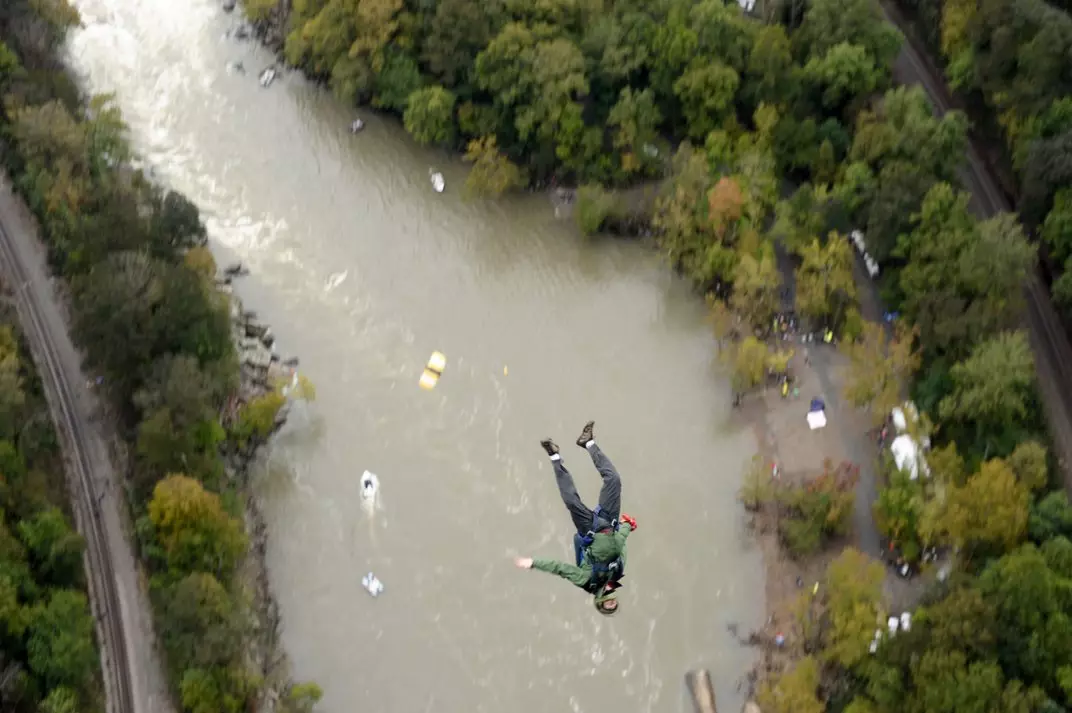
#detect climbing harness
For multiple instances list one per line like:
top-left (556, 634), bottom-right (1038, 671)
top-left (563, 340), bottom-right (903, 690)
top-left (572, 505), bottom-right (625, 592)
top-left (580, 505), bottom-right (618, 546)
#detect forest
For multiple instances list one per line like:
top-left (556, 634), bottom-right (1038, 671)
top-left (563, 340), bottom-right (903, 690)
top-left (891, 0), bottom-right (1072, 326)
top-left (238, 0), bottom-right (1072, 709)
top-left (0, 2), bottom-right (319, 713)
top-left (0, 310), bottom-right (98, 712)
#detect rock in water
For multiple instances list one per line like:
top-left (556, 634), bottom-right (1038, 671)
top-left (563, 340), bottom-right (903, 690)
top-left (222, 0), bottom-right (237, 12)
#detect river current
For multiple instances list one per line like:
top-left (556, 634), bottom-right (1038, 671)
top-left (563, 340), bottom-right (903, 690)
top-left (64, 2), bottom-right (764, 710)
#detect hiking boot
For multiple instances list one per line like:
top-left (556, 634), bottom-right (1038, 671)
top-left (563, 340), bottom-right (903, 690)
top-left (576, 420), bottom-right (595, 448)
top-left (540, 439), bottom-right (560, 457)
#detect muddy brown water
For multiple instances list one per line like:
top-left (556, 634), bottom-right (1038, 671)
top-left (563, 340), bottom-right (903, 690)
top-left (65, 1), bottom-right (764, 710)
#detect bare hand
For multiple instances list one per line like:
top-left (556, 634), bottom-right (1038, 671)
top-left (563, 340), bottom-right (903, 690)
top-left (514, 557), bottom-right (533, 569)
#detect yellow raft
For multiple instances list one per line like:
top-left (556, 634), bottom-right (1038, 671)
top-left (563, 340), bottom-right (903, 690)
top-left (419, 351), bottom-right (446, 390)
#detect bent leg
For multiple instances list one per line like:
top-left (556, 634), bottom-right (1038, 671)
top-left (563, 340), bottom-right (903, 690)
top-left (587, 444), bottom-right (622, 521)
top-left (553, 459), bottom-right (595, 535)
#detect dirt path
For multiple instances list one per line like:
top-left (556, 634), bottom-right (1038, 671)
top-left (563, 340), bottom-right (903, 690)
top-left (0, 176), bottom-right (174, 713)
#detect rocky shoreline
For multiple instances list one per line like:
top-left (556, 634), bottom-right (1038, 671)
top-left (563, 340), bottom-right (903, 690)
top-left (215, 263), bottom-right (308, 713)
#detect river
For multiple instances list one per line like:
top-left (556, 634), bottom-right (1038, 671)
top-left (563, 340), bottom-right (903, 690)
top-left (64, 1), bottom-right (764, 711)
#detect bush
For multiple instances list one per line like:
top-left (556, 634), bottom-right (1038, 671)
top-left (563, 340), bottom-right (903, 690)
top-left (778, 460), bottom-right (858, 558)
top-left (575, 184), bottom-right (617, 236)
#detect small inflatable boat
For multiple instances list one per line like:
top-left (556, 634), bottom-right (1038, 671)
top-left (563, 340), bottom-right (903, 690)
top-left (430, 170), bottom-right (445, 193)
top-left (350, 118), bottom-right (365, 133)
top-left (259, 67), bottom-right (277, 88)
top-left (360, 470), bottom-right (379, 501)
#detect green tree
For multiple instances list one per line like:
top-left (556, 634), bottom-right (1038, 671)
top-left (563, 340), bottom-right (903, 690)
top-left (403, 86), bottom-right (456, 146)
top-left (1006, 440), bottom-right (1049, 493)
top-left (147, 474), bottom-right (247, 580)
top-left (134, 354), bottom-right (227, 490)
top-left (803, 42), bottom-right (881, 113)
top-left (822, 548), bottom-right (885, 669)
top-left (462, 135), bottom-right (523, 198)
top-left (0, 326), bottom-right (26, 440)
top-left (939, 331), bottom-right (1036, 450)
top-left (26, 589), bottom-right (97, 692)
top-left (16, 508), bottom-right (84, 589)
top-left (939, 459), bottom-right (1030, 554)
top-left (794, 233), bottom-right (857, 330)
top-left (842, 321), bottom-right (920, 427)
top-left (739, 454), bottom-right (774, 511)
top-left (607, 87), bottom-right (662, 176)
top-left (673, 60), bottom-right (739, 140)
top-left (730, 336), bottom-right (769, 393)
top-left (160, 573), bottom-right (245, 673)
top-left (899, 184), bottom-right (1034, 358)
top-left (977, 543), bottom-right (1072, 697)
top-left (574, 184), bottom-right (616, 235)
top-left (730, 249), bottom-right (782, 333)
top-left (744, 25), bottom-right (794, 107)
top-left (1029, 491), bottom-right (1072, 543)
top-left (39, 687), bottom-right (79, 713)
top-left (757, 656), bottom-right (825, 713)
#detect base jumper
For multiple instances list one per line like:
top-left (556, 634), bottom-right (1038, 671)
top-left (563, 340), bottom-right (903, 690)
top-left (515, 421), bottom-right (637, 616)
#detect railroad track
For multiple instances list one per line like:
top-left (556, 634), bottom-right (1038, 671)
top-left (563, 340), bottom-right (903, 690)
top-left (0, 220), bottom-right (134, 713)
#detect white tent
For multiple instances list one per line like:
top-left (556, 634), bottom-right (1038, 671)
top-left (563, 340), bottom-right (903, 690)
top-left (891, 434), bottom-right (930, 480)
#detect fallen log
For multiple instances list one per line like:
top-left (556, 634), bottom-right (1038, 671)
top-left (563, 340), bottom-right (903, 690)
top-left (685, 669), bottom-right (717, 713)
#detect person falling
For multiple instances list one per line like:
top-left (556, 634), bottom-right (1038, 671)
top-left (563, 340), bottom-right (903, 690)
top-left (514, 421), bottom-right (638, 616)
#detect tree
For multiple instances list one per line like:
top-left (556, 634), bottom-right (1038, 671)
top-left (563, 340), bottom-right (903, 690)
top-left (730, 336), bottom-right (769, 393)
top-left (842, 321), bottom-right (920, 427)
top-left (899, 184), bottom-right (1034, 358)
top-left (607, 87), bottom-right (662, 175)
top-left (794, 232), bottom-right (857, 330)
top-left (673, 60), bottom-right (739, 140)
top-left (874, 471), bottom-right (926, 555)
top-left (16, 508), bottom-right (84, 589)
top-left (463, 135), bottom-right (523, 198)
top-left (794, 0), bottom-right (903, 69)
top-left (575, 184), bottom-right (616, 235)
top-left (134, 355), bottom-right (228, 490)
top-left (939, 331), bottom-right (1036, 449)
top-left (1029, 491), bottom-right (1072, 543)
top-left (26, 589), bottom-right (97, 692)
top-left (730, 250), bottom-right (781, 333)
top-left (707, 177), bottom-right (746, 241)
top-left (160, 572), bottom-right (245, 672)
top-left (739, 454), bottom-right (774, 511)
top-left (822, 548), bottom-right (885, 669)
top-left (421, 0), bottom-right (500, 87)
top-left (403, 86), bottom-right (456, 146)
top-left (803, 42), bottom-right (881, 113)
top-left (977, 543), bottom-right (1072, 696)
top-left (772, 184), bottom-right (831, 254)
top-left (0, 326), bottom-right (26, 440)
top-left (147, 474), bottom-right (247, 580)
top-left (1006, 441), bottom-right (1049, 493)
top-left (940, 459), bottom-right (1030, 553)
top-left (744, 25), bottom-right (794, 107)
top-left (757, 656), bottom-right (825, 713)
top-left (39, 687), bottom-right (79, 713)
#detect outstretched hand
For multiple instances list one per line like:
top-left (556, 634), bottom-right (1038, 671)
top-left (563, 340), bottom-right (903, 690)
top-left (621, 513), bottom-right (638, 531)
top-left (514, 557), bottom-right (534, 569)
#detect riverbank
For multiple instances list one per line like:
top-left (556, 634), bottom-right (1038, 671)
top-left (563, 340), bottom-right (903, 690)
top-left (0, 3), bottom-right (321, 706)
top-left (730, 328), bottom-right (942, 706)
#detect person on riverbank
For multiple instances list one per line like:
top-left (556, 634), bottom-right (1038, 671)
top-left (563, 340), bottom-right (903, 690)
top-left (515, 421), bottom-right (637, 616)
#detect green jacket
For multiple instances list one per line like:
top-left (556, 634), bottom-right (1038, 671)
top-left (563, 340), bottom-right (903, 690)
top-left (531, 522), bottom-right (633, 589)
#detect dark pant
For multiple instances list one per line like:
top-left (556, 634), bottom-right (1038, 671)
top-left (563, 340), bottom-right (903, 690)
top-left (553, 444), bottom-right (622, 537)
